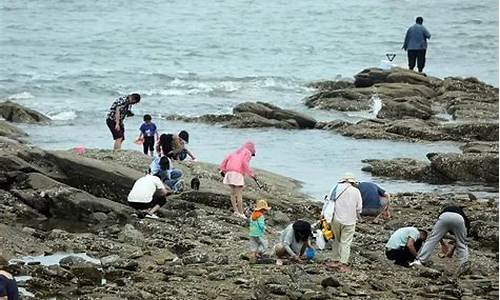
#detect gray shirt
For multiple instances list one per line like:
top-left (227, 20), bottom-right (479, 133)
top-left (403, 24), bottom-right (431, 50)
top-left (280, 224), bottom-right (306, 257)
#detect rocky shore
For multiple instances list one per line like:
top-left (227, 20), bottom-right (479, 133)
top-left (0, 71), bottom-right (498, 300)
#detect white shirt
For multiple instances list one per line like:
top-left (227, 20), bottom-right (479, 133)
top-left (332, 182), bottom-right (362, 225)
top-left (127, 175), bottom-right (165, 203)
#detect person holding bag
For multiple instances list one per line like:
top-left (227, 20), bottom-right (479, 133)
top-left (324, 173), bottom-right (362, 273)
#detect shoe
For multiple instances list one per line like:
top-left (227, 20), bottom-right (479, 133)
top-left (145, 213), bottom-right (160, 220)
top-left (409, 260), bottom-right (423, 267)
top-left (239, 213), bottom-right (248, 220)
top-left (456, 261), bottom-right (471, 277)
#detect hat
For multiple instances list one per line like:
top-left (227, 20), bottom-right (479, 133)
top-left (179, 130), bottom-right (189, 144)
top-left (339, 172), bottom-right (357, 184)
top-left (255, 199), bottom-right (271, 211)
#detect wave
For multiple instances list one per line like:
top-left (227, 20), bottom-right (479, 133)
top-left (137, 75), bottom-right (308, 98)
top-left (48, 111), bottom-right (77, 121)
top-left (7, 92), bottom-right (34, 100)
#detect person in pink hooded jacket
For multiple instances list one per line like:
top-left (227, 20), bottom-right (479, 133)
top-left (219, 141), bottom-right (257, 219)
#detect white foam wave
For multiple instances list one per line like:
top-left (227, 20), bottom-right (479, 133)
top-left (7, 91), bottom-right (34, 100)
top-left (49, 111), bottom-right (77, 121)
top-left (370, 95), bottom-right (382, 117)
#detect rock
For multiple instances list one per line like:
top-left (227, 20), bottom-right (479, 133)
top-left (304, 89), bottom-right (371, 111)
top-left (427, 152), bottom-right (499, 183)
top-left (181, 253), bottom-right (209, 265)
top-left (267, 284), bottom-right (288, 295)
top-left (0, 120), bottom-right (28, 139)
top-left (233, 102), bottom-right (317, 129)
top-left (21, 227), bottom-right (36, 235)
top-left (91, 212), bottom-right (108, 222)
top-left (270, 211), bottom-right (291, 225)
top-left (354, 68), bottom-right (391, 88)
top-left (59, 256), bottom-right (88, 269)
top-left (226, 112), bottom-right (296, 129)
top-left (321, 276), bottom-right (341, 288)
top-left (419, 267), bottom-right (442, 279)
top-left (70, 265), bottom-right (103, 286)
top-left (118, 224), bottom-right (145, 247)
top-left (100, 255), bottom-right (120, 267)
top-left (307, 80), bottom-right (354, 91)
top-left (460, 142), bottom-right (499, 154)
top-left (0, 101), bottom-right (51, 123)
top-left (153, 249), bottom-right (177, 265)
top-left (377, 97), bottom-right (433, 120)
top-left (470, 220), bottom-right (499, 250)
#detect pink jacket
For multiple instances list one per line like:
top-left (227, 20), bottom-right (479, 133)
top-left (219, 142), bottom-right (256, 177)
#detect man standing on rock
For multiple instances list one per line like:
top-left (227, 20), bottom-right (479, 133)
top-left (326, 173), bottom-right (362, 273)
top-left (411, 205), bottom-right (471, 276)
top-left (403, 16), bottom-right (431, 73)
top-left (106, 93), bottom-right (141, 151)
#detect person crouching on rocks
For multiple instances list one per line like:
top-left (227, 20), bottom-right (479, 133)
top-left (127, 173), bottom-right (172, 219)
top-left (385, 227), bottom-right (427, 267)
top-left (275, 220), bottom-right (312, 266)
top-left (249, 199), bottom-right (272, 263)
top-left (149, 156), bottom-right (184, 192)
top-left (156, 131), bottom-right (197, 161)
top-left (0, 256), bottom-right (19, 300)
top-left (410, 205), bottom-right (471, 276)
top-left (327, 173), bottom-right (362, 273)
top-left (219, 141), bottom-right (257, 219)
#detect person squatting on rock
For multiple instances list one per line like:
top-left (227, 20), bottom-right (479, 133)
top-left (248, 199), bottom-right (272, 262)
top-left (358, 181), bottom-right (391, 220)
top-left (325, 173), bottom-right (362, 273)
top-left (385, 227), bottom-right (428, 267)
top-left (275, 220), bottom-right (313, 265)
top-left (411, 205), bottom-right (471, 275)
top-left (137, 114), bottom-right (159, 156)
top-left (127, 173), bottom-right (171, 219)
top-left (0, 257), bottom-right (19, 300)
top-left (219, 141), bottom-right (257, 219)
top-left (156, 131), bottom-right (196, 161)
top-left (105, 93), bottom-right (141, 151)
top-left (403, 16), bottom-right (431, 73)
top-left (149, 156), bottom-right (184, 192)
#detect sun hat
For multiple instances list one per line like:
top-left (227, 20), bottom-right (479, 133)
top-left (339, 172), bottom-right (357, 184)
top-left (255, 199), bottom-right (271, 211)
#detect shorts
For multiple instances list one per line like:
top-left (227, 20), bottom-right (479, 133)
top-left (106, 119), bottom-right (124, 140)
top-left (249, 236), bottom-right (268, 253)
top-left (143, 136), bottom-right (155, 154)
top-left (128, 192), bottom-right (166, 210)
top-left (361, 198), bottom-right (387, 216)
top-left (223, 171), bottom-right (244, 186)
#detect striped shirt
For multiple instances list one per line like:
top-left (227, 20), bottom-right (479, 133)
top-left (106, 96), bottom-right (129, 122)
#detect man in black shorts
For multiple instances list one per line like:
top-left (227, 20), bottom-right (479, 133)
top-left (106, 93), bottom-right (141, 150)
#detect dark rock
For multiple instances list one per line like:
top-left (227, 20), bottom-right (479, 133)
top-left (377, 97), bottom-right (433, 120)
top-left (233, 102), bottom-right (317, 129)
top-left (59, 256), bottom-right (88, 269)
top-left (0, 120), bottom-right (28, 140)
top-left (70, 265), bottom-right (103, 286)
top-left (307, 80), bottom-right (354, 91)
top-left (427, 152), bottom-right (499, 183)
top-left (0, 101), bottom-right (51, 123)
top-left (321, 276), bottom-right (341, 288)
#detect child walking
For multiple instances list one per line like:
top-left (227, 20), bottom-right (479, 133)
top-left (138, 114), bottom-right (158, 156)
top-left (249, 199), bottom-right (271, 262)
top-left (219, 141), bottom-right (257, 219)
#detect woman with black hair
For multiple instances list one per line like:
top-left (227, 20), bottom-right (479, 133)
top-left (156, 131), bottom-right (196, 161)
top-left (275, 220), bottom-right (312, 264)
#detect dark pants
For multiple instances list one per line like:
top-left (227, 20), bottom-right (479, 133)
top-left (128, 191), bottom-right (166, 210)
top-left (407, 49), bottom-right (426, 72)
top-left (143, 136), bottom-right (155, 155)
top-left (106, 119), bottom-right (124, 140)
top-left (386, 247), bottom-right (416, 267)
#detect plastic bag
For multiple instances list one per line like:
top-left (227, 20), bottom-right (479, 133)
top-left (313, 229), bottom-right (326, 250)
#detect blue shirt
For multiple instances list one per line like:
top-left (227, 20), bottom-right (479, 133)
top-left (358, 182), bottom-right (385, 209)
top-left (386, 227), bottom-right (419, 250)
top-left (403, 24), bottom-right (431, 50)
top-left (149, 157), bottom-right (171, 180)
top-left (140, 122), bottom-right (157, 137)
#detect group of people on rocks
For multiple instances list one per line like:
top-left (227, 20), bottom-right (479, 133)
top-left (107, 93), bottom-right (470, 276)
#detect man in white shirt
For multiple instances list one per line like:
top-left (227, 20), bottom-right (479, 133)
top-left (127, 174), bottom-right (171, 219)
top-left (327, 173), bottom-right (362, 272)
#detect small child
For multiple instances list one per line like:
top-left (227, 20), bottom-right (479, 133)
top-left (138, 114), bottom-right (158, 156)
top-left (249, 199), bottom-right (271, 262)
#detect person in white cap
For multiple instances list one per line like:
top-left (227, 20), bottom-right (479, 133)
top-left (325, 172), bottom-right (362, 273)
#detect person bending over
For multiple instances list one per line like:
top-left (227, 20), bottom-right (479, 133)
top-left (127, 173), bottom-right (171, 219)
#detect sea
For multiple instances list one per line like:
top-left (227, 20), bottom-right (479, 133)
top-left (0, 0), bottom-right (498, 198)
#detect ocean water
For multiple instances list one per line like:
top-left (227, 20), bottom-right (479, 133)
top-left (1, 0), bottom-right (498, 198)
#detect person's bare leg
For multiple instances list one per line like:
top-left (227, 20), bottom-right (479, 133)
top-left (235, 186), bottom-right (245, 214)
top-left (230, 185), bottom-right (238, 214)
top-left (113, 138), bottom-right (123, 151)
top-left (148, 204), bottom-right (161, 215)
